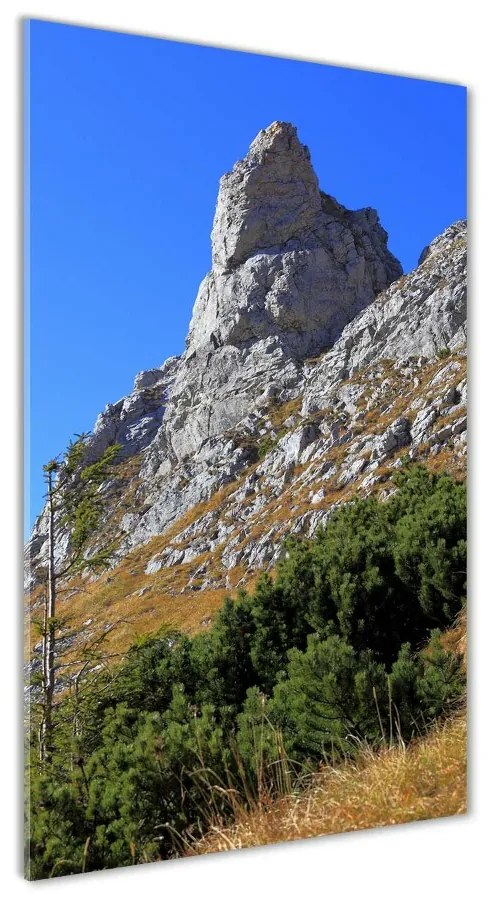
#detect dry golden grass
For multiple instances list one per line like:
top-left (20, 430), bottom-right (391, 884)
top-left (191, 713), bottom-right (466, 855)
top-left (26, 352), bottom-right (466, 673)
top-left (25, 474), bottom-right (259, 664)
top-left (268, 397), bottom-right (302, 430)
top-left (425, 447), bottom-right (467, 480)
top-left (441, 609), bottom-right (467, 671)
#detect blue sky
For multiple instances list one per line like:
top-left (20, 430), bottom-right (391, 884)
top-left (25, 19), bottom-right (467, 533)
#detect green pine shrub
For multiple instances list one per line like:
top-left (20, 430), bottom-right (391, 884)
top-left (26, 464), bottom-right (466, 877)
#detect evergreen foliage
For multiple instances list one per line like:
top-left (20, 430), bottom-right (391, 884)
top-left (35, 435), bottom-right (123, 766)
top-left (57, 435), bottom-right (122, 569)
top-left (26, 465), bottom-right (466, 878)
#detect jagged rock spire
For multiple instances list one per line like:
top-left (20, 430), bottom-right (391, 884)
top-left (27, 122), bottom-right (425, 585)
top-left (211, 122), bottom-right (322, 270)
top-left (185, 121), bottom-right (401, 362)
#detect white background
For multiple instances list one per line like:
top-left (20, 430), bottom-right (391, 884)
top-left (2, 1), bottom-right (488, 897)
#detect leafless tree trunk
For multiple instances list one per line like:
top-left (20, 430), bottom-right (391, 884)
top-left (36, 437), bottom-right (122, 764)
top-left (40, 469), bottom-right (57, 762)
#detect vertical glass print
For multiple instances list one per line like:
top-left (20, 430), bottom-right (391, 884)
top-left (24, 19), bottom-right (467, 880)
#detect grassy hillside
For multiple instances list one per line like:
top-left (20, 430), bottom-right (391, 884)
top-left (192, 612), bottom-right (467, 855)
top-left (26, 469), bottom-right (466, 878)
top-left (191, 711), bottom-right (466, 854)
top-left (26, 352), bottom-right (466, 677)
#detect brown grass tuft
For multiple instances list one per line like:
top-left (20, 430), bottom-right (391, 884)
top-left (190, 714), bottom-right (466, 855)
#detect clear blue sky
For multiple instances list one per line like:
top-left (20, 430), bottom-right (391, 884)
top-left (25, 19), bottom-right (467, 535)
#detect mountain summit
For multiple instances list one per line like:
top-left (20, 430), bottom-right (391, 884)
top-left (187, 120), bottom-right (401, 358)
top-left (168, 121), bottom-right (402, 462)
top-left (26, 125), bottom-right (466, 659)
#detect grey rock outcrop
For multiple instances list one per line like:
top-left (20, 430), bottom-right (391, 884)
top-left (120, 214), bottom-right (466, 564)
top-left (371, 417), bottom-right (411, 461)
top-left (25, 122), bottom-right (467, 605)
top-left (162, 122), bottom-right (401, 463)
top-left (85, 355), bottom-right (181, 462)
top-left (303, 220), bottom-right (467, 415)
top-left (198, 121), bottom-right (401, 352)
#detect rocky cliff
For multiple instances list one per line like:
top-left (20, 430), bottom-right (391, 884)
top-left (25, 122), bottom-right (467, 659)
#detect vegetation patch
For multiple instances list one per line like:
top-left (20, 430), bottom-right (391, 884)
top-left (192, 712), bottom-right (466, 853)
top-left (26, 467), bottom-right (466, 878)
top-left (267, 396), bottom-right (302, 430)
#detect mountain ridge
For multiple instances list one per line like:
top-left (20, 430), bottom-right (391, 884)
top-left (25, 123), bottom-right (467, 665)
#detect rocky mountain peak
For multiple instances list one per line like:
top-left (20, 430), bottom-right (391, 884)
top-left (248, 120), bottom-right (305, 156)
top-left (211, 121), bottom-right (322, 271)
top-left (171, 122), bottom-right (402, 461)
top-left (187, 122), bottom-right (402, 361)
top-left (26, 125), bottom-right (466, 618)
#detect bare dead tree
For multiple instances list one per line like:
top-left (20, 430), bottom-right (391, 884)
top-left (37, 435), bottom-right (121, 763)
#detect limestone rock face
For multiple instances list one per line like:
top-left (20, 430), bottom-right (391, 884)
top-left (211, 121), bottom-right (323, 271)
top-left (25, 122), bottom-right (467, 605)
top-left (188, 122), bottom-right (401, 362)
top-left (162, 121), bottom-right (401, 462)
top-left (85, 356), bottom-right (181, 463)
top-left (302, 220), bottom-right (467, 415)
